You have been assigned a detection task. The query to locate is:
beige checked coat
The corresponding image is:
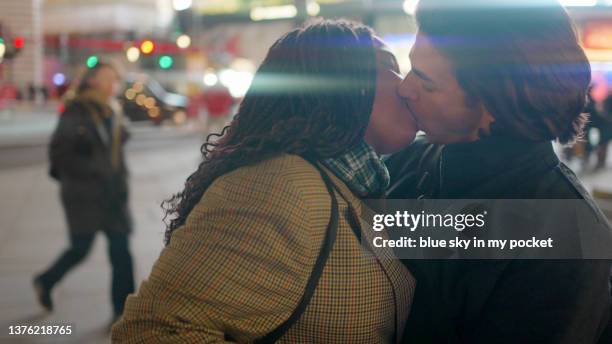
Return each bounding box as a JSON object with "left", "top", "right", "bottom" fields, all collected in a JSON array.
[{"left": 112, "top": 154, "right": 415, "bottom": 343}]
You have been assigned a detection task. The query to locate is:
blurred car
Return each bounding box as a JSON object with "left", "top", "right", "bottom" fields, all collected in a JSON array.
[{"left": 120, "top": 74, "right": 188, "bottom": 125}]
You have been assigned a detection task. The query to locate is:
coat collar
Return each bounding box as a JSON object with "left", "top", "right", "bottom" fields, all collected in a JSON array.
[{"left": 439, "top": 135, "right": 559, "bottom": 198}]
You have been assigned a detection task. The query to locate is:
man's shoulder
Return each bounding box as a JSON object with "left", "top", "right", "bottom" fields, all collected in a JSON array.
[{"left": 385, "top": 135, "right": 433, "bottom": 173}]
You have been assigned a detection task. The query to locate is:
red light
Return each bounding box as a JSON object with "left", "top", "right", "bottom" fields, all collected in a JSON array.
[{"left": 13, "top": 37, "right": 24, "bottom": 49}]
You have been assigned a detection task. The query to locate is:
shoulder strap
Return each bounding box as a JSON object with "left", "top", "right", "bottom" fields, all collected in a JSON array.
[{"left": 252, "top": 162, "right": 340, "bottom": 344}]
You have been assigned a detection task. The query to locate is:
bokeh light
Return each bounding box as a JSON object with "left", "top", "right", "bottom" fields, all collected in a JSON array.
[
  {"left": 52, "top": 73, "right": 66, "bottom": 86},
  {"left": 176, "top": 34, "right": 191, "bottom": 49},
  {"left": 203, "top": 72, "right": 218, "bottom": 86},
  {"left": 13, "top": 36, "right": 25, "bottom": 49},
  {"left": 172, "top": 0, "right": 192, "bottom": 11},
  {"left": 140, "top": 40, "right": 155, "bottom": 55},
  {"left": 86, "top": 55, "right": 99, "bottom": 68},
  {"left": 126, "top": 47, "right": 140, "bottom": 62},
  {"left": 158, "top": 55, "right": 174, "bottom": 69}
]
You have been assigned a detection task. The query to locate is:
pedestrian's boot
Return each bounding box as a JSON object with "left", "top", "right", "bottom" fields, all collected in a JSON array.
[{"left": 32, "top": 275, "right": 53, "bottom": 312}]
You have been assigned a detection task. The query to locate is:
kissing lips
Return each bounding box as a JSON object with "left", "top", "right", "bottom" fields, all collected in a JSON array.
[{"left": 403, "top": 101, "right": 422, "bottom": 131}]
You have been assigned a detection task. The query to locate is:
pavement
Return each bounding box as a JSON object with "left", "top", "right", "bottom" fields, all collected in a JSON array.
[
  {"left": 0, "top": 106, "right": 59, "bottom": 148},
  {"left": 0, "top": 107, "right": 611, "bottom": 343}
]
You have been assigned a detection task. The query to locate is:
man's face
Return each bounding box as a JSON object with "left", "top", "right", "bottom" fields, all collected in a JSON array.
[{"left": 398, "top": 32, "right": 492, "bottom": 144}]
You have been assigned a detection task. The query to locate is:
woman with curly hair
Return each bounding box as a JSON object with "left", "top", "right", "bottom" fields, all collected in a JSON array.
[{"left": 112, "top": 19, "right": 417, "bottom": 343}]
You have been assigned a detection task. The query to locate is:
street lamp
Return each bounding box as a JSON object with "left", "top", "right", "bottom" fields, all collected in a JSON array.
[
  {"left": 173, "top": 0, "right": 192, "bottom": 11},
  {"left": 203, "top": 70, "right": 218, "bottom": 86},
  {"left": 126, "top": 47, "right": 140, "bottom": 62},
  {"left": 403, "top": 0, "right": 418, "bottom": 15},
  {"left": 176, "top": 34, "right": 191, "bottom": 49},
  {"left": 307, "top": 1, "right": 321, "bottom": 16}
]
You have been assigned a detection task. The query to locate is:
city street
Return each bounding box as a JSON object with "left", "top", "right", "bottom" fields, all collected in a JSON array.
[
  {"left": 0, "top": 124, "right": 204, "bottom": 343},
  {"left": 0, "top": 116, "right": 612, "bottom": 344},
  {"left": 0, "top": 0, "right": 610, "bottom": 342}
]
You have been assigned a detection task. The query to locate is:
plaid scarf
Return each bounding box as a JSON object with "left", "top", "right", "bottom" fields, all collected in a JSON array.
[{"left": 322, "top": 141, "right": 390, "bottom": 198}]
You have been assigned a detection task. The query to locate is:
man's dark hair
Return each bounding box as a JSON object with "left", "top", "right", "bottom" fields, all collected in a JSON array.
[{"left": 416, "top": 0, "right": 591, "bottom": 144}]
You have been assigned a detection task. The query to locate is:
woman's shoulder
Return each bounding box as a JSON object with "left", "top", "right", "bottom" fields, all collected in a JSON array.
[
  {"left": 199, "top": 154, "right": 332, "bottom": 216},
  {"left": 189, "top": 153, "right": 332, "bottom": 237},
  {"left": 214, "top": 153, "right": 323, "bottom": 192}
]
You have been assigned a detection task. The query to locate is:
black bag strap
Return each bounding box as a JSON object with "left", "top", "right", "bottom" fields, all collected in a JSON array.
[{"left": 252, "top": 162, "right": 340, "bottom": 344}]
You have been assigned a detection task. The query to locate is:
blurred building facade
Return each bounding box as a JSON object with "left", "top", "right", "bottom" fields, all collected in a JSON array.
[
  {"left": 0, "top": 0, "right": 44, "bottom": 94},
  {"left": 0, "top": 0, "right": 611, "bottom": 108}
]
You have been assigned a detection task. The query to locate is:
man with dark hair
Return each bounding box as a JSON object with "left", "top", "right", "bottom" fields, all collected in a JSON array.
[{"left": 387, "top": 0, "right": 612, "bottom": 342}]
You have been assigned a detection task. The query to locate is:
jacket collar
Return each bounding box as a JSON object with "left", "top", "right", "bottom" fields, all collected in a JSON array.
[{"left": 439, "top": 135, "right": 559, "bottom": 198}]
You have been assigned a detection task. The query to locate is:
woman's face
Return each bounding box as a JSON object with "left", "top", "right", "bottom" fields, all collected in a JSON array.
[
  {"left": 90, "top": 66, "right": 120, "bottom": 100},
  {"left": 365, "top": 41, "right": 418, "bottom": 154}
]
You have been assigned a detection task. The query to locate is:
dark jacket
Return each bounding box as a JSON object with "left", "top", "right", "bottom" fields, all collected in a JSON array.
[
  {"left": 386, "top": 135, "right": 612, "bottom": 344},
  {"left": 49, "top": 93, "right": 131, "bottom": 235}
]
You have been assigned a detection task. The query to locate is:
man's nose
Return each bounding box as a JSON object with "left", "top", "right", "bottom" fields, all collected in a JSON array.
[{"left": 397, "top": 75, "right": 418, "bottom": 103}]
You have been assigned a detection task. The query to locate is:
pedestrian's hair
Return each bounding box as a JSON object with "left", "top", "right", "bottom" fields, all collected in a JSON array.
[
  {"left": 76, "top": 61, "right": 117, "bottom": 94},
  {"left": 415, "top": 0, "right": 591, "bottom": 144},
  {"left": 162, "top": 19, "right": 378, "bottom": 244}
]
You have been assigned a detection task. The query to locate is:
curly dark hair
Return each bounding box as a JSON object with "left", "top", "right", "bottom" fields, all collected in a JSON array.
[{"left": 162, "top": 19, "right": 378, "bottom": 244}]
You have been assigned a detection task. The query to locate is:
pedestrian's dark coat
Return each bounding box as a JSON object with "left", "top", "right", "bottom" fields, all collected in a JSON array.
[
  {"left": 385, "top": 134, "right": 612, "bottom": 344},
  {"left": 49, "top": 90, "right": 131, "bottom": 235}
]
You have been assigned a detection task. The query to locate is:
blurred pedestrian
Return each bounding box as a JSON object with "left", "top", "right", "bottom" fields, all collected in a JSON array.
[
  {"left": 27, "top": 83, "right": 36, "bottom": 102},
  {"left": 592, "top": 93, "right": 612, "bottom": 169},
  {"left": 33, "top": 61, "right": 135, "bottom": 324}
]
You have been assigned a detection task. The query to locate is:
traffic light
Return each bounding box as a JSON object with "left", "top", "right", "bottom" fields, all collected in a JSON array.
[
  {"left": 0, "top": 38, "right": 6, "bottom": 60},
  {"left": 13, "top": 36, "right": 24, "bottom": 49},
  {"left": 140, "top": 40, "right": 155, "bottom": 55},
  {"left": 86, "top": 55, "right": 99, "bottom": 68},
  {"left": 158, "top": 55, "right": 173, "bottom": 69},
  {"left": 0, "top": 34, "right": 24, "bottom": 61}
]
